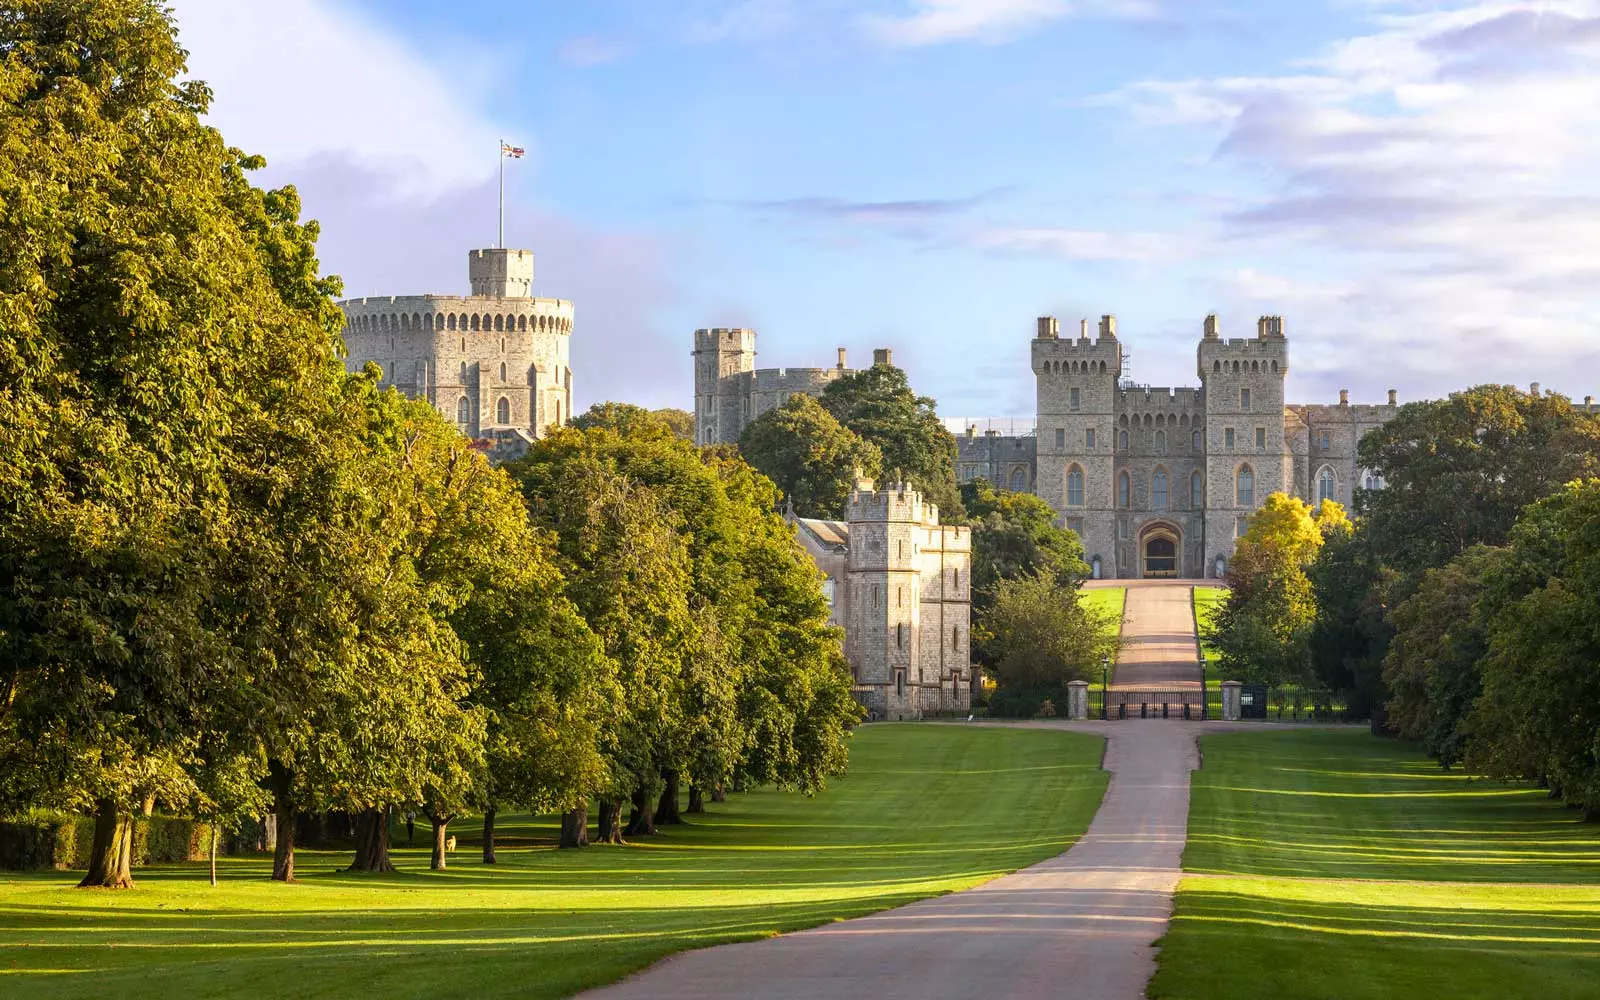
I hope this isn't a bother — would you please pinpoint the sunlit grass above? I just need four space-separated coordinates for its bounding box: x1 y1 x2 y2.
1080 586 1126 644
1150 730 1600 1000
0 725 1106 1000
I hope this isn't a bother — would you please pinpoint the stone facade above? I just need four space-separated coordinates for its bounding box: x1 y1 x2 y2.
694 332 900 447
981 313 1402 580
956 430 1037 493
790 478 972 721
339 248 574 457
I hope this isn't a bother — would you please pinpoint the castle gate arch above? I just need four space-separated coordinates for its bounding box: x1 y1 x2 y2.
1139 522 1181 579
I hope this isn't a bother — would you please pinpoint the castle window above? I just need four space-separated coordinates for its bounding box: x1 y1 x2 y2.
952 625 960 650
555 400 562 425
1119 430 1129 451
1153 469 1169 510
1055 428 1065 450
499 337 506 353
459 362 468 382
1193 429 1202 450
1319 431 1331 450
1066 466 1085 507
1256 427 1267 451
1241 388 1252 410
499 362 508 381
1155 430 1166 454
1236 515 1249 538
897 540 904 560
470 315 480 332
1085 428 1096 450
873 586 880 609
1233 360 1241 373
1118 472 1130 508
1272 360 1279 372
1225 427 1235 449
1010 467 1027 491
456 397 470 427
1066 516 1085 536
460 337 466 352
896 670 905 697
1191 470 1202 505
1236 464 1255 507
1118 519 1129 539
1214 360 1222 372
496 397 510 424
897 586 904 608
1070 387 1081 412
1317 467 1336 504
897 624 904 649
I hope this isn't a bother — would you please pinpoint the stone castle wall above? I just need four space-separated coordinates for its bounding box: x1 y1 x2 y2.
340 249 573 448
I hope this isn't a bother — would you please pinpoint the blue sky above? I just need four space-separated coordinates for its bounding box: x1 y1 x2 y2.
172 0 1600 418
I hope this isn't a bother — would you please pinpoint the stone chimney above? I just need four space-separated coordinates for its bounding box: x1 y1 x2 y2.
1037 317 1059 339
1339 389 1350 406
836 347 847 369
1388 389 1398 406
873 348 893 367
1203 314 1220 339
1530 382 1541 397
1098 315 1117 340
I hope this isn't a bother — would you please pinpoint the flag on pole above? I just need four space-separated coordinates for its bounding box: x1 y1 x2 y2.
501 143 525 158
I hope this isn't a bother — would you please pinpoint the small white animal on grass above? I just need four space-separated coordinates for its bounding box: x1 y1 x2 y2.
445 835 457 852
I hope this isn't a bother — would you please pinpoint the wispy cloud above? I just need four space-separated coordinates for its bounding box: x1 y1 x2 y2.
1094 0 1600 397
971 227 1186 262
558 35 630 67
858 0 1161 47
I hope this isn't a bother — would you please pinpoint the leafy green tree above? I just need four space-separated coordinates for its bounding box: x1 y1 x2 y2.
652 408 696 442
960 479 1089 611
1208 495 1339 689
738 394 883 519
1306 521 1396 721
819 364 965 520
1358 385 1600 575
982 572 1119 718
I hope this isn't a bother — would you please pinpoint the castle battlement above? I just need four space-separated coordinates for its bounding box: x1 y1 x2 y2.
1121 387 1204 408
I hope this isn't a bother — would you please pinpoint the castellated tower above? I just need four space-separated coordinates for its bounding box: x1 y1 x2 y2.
843 476 971 721
1034 315 1121 567
692 328 756 447
1198 315 1289 576
337 248 574 462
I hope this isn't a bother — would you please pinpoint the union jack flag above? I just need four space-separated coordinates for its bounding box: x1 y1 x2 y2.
501 143 525 158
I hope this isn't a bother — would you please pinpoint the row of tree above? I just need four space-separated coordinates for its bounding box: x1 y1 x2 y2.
0 1 858 888
1208 384 1600 813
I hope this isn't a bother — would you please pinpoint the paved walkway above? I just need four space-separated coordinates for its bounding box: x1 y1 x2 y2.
584 582 1219 1000
584 722 1216 1000
1112 581 1202 691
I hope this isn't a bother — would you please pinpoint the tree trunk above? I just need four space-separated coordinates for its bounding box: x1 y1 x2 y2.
711 783 727 804
596 799 624 844
347 808 396 873
559 805 589 849
209 826 218 887
77 799 135 889
262 812 277 852
654 771 683 825
624 786 656 837
482 808 498 864
687 784 705 814
732 773 746 793
429 815 452 870
269 760 296 882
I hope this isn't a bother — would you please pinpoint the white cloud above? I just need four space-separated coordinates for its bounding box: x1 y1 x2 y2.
972 227 1186 262
1098 0 1600 398
859 0 1159 47
170 0 506 202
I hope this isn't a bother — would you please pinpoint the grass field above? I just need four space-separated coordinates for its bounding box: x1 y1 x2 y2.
1149 730 1600 1000
0 725 1107 1000
1080 586 1126 643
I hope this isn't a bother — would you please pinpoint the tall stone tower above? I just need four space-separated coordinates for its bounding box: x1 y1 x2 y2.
1199 315 1288 575
1034 316 1121 563
468 248 533 297
692 327 756 446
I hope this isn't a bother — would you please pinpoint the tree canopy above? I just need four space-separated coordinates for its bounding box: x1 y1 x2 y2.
818 364 964 520
738 394 883 519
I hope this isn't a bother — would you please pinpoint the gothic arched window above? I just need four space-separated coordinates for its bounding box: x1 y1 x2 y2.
1066 466 1085 507
1155 430 1167 454
1119 430 1130 451
1118 472 1130 508
1010 467 1027 491
496 397 510 424
1317 466 1336 504
1153 469 1169 510
1191 470 1203 506
1236 464 1255 507
456 397 470 427
1193 429 1203 450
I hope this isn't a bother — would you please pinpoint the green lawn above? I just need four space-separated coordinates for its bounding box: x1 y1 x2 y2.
1150 730 1600 1000
1192 586 1226 717
0 725 1107 1000
1080 586 1126 641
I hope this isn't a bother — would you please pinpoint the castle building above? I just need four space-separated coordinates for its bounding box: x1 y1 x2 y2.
789 476 972 721
693 329 895 446
339 248 574 457
1007 313 1398 580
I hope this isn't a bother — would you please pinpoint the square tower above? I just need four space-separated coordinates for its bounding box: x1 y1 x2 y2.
1034 316 1122 573
1198 315 1289 576
692 327 756 446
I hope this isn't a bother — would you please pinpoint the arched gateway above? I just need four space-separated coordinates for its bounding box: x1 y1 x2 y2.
1140 523 1180 578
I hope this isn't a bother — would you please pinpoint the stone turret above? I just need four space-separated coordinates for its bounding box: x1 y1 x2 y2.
468 248 534 298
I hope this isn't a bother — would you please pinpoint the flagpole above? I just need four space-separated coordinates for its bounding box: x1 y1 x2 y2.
497 138 505 249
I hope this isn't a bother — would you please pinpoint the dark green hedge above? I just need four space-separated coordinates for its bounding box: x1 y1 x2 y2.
0 814 216 871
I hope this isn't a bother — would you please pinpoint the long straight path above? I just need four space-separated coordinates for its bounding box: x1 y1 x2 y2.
582 720 1216 1000
1106 581 1202 690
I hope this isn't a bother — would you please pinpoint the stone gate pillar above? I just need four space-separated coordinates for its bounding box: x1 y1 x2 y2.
1220 681 1242 722
1067 680 1090 721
